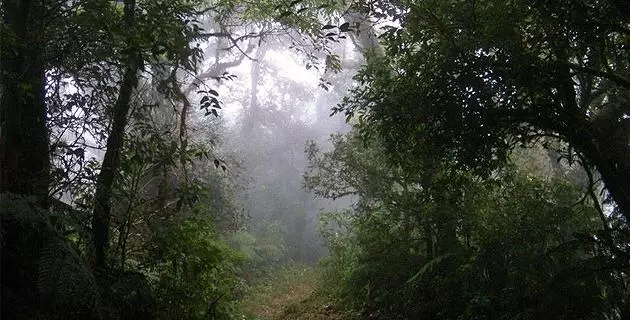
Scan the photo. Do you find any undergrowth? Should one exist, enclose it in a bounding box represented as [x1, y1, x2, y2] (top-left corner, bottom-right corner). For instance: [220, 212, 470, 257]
[238, 264, 348, 320]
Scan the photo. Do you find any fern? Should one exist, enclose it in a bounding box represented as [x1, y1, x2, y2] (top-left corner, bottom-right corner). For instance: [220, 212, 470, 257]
[1, 193, 103, 319]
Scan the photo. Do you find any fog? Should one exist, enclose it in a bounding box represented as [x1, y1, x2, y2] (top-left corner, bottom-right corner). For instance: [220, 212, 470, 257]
[44, 10, 366, 269]
[181, 23, 362, 264]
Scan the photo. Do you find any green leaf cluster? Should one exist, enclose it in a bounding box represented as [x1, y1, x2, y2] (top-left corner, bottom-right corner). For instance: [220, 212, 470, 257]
[307, 130, 629, 319]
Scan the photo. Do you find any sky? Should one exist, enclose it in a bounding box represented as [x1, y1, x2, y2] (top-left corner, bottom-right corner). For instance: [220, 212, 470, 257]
[219, 48, 322, 127]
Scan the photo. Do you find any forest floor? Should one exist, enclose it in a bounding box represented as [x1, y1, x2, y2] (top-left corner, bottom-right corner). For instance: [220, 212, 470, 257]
[239, 265, 348, 320]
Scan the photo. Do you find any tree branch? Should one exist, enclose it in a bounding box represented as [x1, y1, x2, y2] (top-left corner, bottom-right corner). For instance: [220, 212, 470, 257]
[561, 61, 630, 89]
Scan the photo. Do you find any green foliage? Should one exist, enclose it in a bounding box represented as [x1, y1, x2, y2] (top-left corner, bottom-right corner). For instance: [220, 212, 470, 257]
[456, 176, 608, 320]
[3, 0, 353, 318]
[229, 221, 290, 279]
[1, 194, 102, 319]
[307, 130, 629, 319]
[310, 2, 630, 315]
[336, 0, 630, 218]
[318, 173, 626, 319]
[149, 216, 244, 320]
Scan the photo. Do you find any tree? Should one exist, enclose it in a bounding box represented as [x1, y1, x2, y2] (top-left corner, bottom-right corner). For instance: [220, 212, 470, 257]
[90, 0, 142, 271]
[307, 129, 626, 319]
[88, 0, 213, 272]
[1, 0, 352, 317]
[338, 0, 630, 220]
[1, 0, 50, 205]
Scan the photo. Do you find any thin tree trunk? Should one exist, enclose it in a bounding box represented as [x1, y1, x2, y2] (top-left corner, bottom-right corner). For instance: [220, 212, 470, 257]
[117, 168, 141, 270]
[172, 68, 191, 186]
[0, 0, 49, 206]
[423, 219, 434, 260]
[242, 43, 267, 136]
[90, 0, 140, 271]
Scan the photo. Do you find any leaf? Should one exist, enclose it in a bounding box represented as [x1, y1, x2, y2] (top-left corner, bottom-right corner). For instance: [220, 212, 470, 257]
[211, 109, 218, 117]
[214, 159, 220, 168]
[322, 24, 336, 30]
[279, 11, 292, 18]
[339, 22, 350, 32]
[208, 89, 219, 96]
[200, 96, 209, 104]
[405, 253, 455, 286]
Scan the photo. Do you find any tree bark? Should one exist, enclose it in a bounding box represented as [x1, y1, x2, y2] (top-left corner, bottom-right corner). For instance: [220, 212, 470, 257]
[90, 0, 140, 271]
[0, 0, 49, 206]
[242, 43, 266, 136]
[556, 63, 630, 221]
[577, 128, 630, 221]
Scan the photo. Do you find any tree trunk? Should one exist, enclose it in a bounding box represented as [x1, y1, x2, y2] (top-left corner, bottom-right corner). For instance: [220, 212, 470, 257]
[242, 42, 267, 136]
[556, 62, 630, 221]
[90, 0, 140, 271]
[344, 7, 383, 58]
[578, 129, 630, 221]
[0, 0, 49, 206]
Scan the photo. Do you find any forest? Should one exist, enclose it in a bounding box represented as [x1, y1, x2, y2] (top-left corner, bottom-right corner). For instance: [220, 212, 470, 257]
[1, 0, 630, 319]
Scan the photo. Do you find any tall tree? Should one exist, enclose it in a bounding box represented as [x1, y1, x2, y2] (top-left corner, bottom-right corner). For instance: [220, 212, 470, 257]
[90, 0, 141, 271]
[339, 0, 630, 219]
[1, 0, 49, 205]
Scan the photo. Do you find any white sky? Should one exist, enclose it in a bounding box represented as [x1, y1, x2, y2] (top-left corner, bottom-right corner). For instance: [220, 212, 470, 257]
[219, 48, 322, 127]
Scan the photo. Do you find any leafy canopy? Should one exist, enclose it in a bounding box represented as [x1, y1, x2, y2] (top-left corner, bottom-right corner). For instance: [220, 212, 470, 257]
[337, 0, 630, 215]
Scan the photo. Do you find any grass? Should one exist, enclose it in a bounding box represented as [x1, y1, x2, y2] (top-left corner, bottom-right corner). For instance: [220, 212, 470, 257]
[238, 264, 348, 320]
[274, 292, 349, 320]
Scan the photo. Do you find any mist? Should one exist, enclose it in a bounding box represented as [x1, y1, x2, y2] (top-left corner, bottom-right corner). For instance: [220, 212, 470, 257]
[5, 1, 627, 319]
[206, 29, 359, 265]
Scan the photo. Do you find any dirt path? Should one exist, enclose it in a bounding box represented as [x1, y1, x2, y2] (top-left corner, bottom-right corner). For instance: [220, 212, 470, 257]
[248, 271, 315, 319]
[240, 266, 346, 320]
